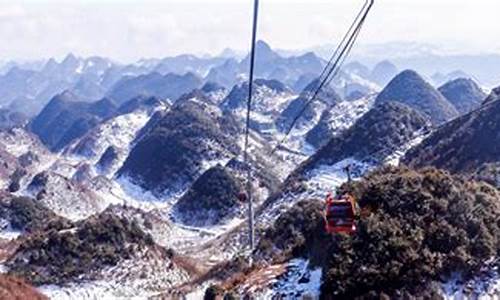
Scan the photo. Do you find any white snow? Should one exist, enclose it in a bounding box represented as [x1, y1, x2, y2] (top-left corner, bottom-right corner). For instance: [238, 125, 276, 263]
[270, 94, 375, 171]
[206, 89, 229, 104]
[306, 158, 372, 197]
[0, 264, 8, 274]
[105, 175, 164, 206]
[64, 106, 164, 175]
[0, 218, 21, 240]
[384, 129, 430, 166]
[24, 172, 107, 221]
[75, 61, 84, 74]
[0, 128, 48, 157]
[441, 260, 500, 300]
[324, 95, 375, 137]
[186, 286, 210, 300]
[262, 158, 371, 224]
[259, 259, 322, 299]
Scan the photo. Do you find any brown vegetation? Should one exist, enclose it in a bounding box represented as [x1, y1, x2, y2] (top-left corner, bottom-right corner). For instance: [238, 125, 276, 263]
[0, 274, 47, 300]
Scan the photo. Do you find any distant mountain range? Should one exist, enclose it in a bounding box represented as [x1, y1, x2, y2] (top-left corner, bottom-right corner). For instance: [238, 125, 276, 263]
[0, 41, 387, 118]
[278, 41, 500, 88]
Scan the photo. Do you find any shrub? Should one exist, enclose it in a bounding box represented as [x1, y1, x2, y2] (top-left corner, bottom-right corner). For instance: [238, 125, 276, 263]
[8, 213, 155, 285]
[204, 285, 223, 300]
[0, 195, 70, 233]
[261, 166, 500, 298]
[174, 165, 243, 226]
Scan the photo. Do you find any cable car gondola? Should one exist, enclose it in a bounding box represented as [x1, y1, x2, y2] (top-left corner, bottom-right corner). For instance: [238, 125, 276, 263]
[325, 193, 358, 234]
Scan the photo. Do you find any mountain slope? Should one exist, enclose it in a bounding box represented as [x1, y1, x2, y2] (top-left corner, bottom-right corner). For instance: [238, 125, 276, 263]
[173, 165, 243, 226]
[305, 96, 374, 149]
[7, 212, 184, 288]
[257, 101, 430, 230]
[221, 79, 291, 111]
[438, 78, 486, 114]
[107, 72, 202, 104]
[221, 79, 295, 134]
[404, 93, 500, 174]
[118, 94, 241, 195]
[431, 70, 471, 87]
[370, 60, 398, 87]
[63, 95, 169, 177]
[30, 92, 117, 151]
[206, 41, 325, 88]
[0, 109, 28, 129]
[300, 101, 430, 174]
[27, 171, 107, 220]
[483, 86, 500, 104]
[241, 41, 324, 86]
[375, 70, 458, 125]
[0, 54, 116, 116]
[276, 79, 341, 132]
[0, 194, 70, 233]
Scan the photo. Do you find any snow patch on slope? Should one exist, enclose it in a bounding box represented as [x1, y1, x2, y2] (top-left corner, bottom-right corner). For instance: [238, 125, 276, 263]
[306, 158, 372, 197]
[384, 129, 430, 166]
[323, 95, 375, 138]
[0, 128, 46, 157]
[25, 172, 107, 221]
[442, 262, 500, 300]
[272, 95, 375, 168]
[262, 158, 371, 225]
[0, 219, 21, 240]
[260, 259, 322, 299]
[65, 105, 166, 177]
[39, 248, 189, 299]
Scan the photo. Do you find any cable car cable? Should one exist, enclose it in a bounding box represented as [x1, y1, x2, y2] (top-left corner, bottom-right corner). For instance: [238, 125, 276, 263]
[243, 0, 260, 260]
[314, 0, 370, 86]
[271, 0, 374, 154]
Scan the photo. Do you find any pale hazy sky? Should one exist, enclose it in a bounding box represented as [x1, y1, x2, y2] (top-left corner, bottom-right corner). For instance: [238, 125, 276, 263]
[0, 0, 499, 62]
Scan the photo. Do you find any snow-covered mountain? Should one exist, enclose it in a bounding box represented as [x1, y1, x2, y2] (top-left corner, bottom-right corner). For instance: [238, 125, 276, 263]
[266, 101, 430, 218]
[118, 92, 241, 197]
[305, 95, 374, 149]
[483, 86, 500, 105]
[277, 79, 341, 134]
[221, 79, 296, 136]
[0, 43, 499, 299]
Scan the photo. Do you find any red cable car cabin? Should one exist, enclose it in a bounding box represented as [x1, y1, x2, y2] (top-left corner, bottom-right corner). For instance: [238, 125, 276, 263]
[325, 193, 357, 234]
